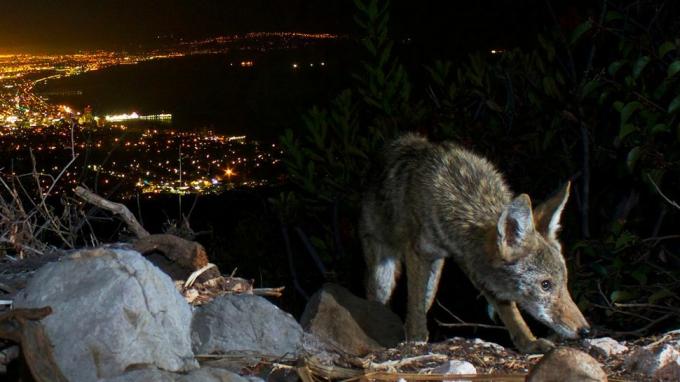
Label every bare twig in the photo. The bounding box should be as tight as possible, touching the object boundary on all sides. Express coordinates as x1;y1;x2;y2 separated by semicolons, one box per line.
435;299;507;331
75;186;149;238
648;175;680;211
252;286;285;298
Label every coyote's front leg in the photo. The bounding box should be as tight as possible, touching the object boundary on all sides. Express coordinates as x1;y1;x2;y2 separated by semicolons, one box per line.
485;294;554;354
404;253;444;342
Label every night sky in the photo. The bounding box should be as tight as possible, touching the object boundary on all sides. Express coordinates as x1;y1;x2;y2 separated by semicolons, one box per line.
0;0;586;54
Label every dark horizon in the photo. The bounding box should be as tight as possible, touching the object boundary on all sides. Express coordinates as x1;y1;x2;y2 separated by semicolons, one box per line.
0;0;590;55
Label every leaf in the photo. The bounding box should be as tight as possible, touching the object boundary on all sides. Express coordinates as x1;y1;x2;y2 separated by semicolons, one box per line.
542;76;559;98
668;94;680;114
605;11;624;22
537;34;555;61
648;289;675;304
651;123;670;135
570;20;593;45
626;146;640;172
485;100;503;112
631;268;648;285
591;263;608;277
610;290;635;303
353;0;368;13
659;41;676;58
667;61;680;78
608;60;625;76
618;123;638;141
581;79;601;98
620;101;641;125
632;56;650;79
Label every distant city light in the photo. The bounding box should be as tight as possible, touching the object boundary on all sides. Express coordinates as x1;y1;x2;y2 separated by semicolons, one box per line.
490;49;505;55
104;112;172;122
105;112;139;122
292;63;298;69
320;62;326;66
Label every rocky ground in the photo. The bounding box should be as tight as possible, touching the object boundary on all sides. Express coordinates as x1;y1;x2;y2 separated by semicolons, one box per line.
1;246;679;381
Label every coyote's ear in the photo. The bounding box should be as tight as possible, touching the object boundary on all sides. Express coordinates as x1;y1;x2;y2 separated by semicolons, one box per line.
533;181;570;242
497;194;535;254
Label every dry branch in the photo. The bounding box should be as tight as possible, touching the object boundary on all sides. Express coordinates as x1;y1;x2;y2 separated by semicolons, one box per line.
74;186;149;238
299;357;527;382
0;306;67;382
252;287;285;298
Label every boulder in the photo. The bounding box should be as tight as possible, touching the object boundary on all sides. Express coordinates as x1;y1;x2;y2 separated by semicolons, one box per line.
526;347;607;382
13;248;198;381
624;344;680;379
584;337;628;358
300;283;404;356
191;294;303;361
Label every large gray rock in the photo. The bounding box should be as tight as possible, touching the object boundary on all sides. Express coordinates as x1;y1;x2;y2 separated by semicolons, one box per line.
191;294;303;360
14;248;198;381
625;344;680;379
526;347;607;382
300;283;404;356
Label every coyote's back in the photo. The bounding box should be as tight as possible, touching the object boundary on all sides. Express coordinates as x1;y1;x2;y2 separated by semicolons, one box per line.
360;134;590;353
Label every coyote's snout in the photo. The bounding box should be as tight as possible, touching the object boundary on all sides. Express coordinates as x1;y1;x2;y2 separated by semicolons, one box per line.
360;134;590;353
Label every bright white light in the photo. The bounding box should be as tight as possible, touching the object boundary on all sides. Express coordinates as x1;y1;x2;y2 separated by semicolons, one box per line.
105;112;140;122
292;63;298;69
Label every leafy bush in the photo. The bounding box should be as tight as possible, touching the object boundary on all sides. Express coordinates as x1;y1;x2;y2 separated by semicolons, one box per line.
280;0;680;335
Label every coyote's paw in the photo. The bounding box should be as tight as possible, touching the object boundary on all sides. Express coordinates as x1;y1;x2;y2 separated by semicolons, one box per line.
518;338;555;354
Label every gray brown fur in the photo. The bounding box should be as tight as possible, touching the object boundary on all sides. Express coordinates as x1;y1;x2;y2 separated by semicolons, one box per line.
360;134;589;353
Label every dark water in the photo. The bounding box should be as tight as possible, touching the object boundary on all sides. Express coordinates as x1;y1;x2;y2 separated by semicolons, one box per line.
36;45;352;139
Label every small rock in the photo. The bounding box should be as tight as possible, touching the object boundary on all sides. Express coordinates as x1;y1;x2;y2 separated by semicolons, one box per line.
625;344;680;379
584;337;628;357
300;283;404;356
191;294;303;364
527;347;607;382
14;248;198;381
472;338;505;351
102;367;250;382
429;360;476;382
178;367;251;382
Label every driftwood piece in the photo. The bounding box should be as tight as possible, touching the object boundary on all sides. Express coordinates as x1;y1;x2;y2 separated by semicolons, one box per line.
132;234;218;281
0;307;67;382
74;186;150;238
133;234;209;270
75;187;217;279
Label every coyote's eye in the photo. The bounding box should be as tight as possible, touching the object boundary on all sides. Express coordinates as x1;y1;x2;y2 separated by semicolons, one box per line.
541;280;553;291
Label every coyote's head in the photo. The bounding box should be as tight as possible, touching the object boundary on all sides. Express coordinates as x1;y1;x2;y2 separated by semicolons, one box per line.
490;182;590;339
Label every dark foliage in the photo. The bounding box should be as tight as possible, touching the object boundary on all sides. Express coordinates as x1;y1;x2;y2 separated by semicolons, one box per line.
280;0;680;338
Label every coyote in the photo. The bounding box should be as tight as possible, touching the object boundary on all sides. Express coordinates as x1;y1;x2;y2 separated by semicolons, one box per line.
360;134;590;353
